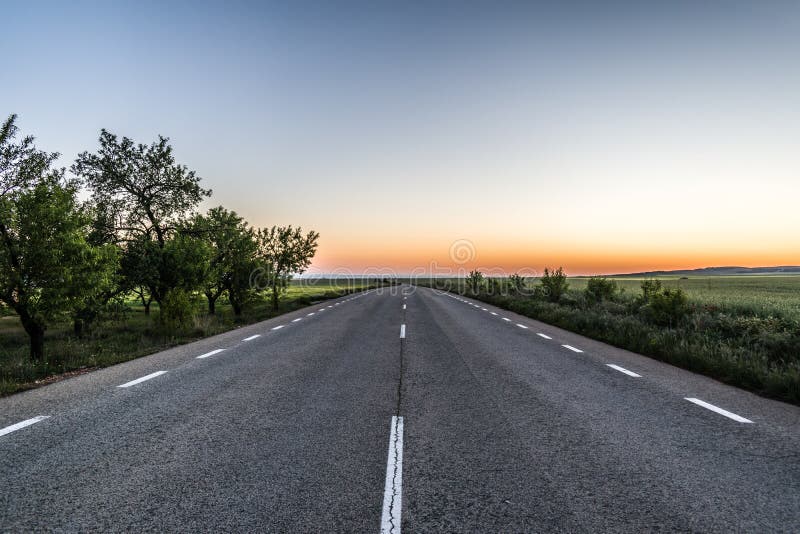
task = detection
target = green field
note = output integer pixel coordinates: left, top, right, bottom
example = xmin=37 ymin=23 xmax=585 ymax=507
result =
xmin=0 ymin=282 xmax=378 ymax=396
xmin=568 ymin=275 xmax=800 ymax=320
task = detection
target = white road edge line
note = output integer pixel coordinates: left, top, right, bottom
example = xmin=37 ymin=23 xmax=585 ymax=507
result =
xmin=516 ymin=323 xmax=528 ymax=329
xmin=606 ymin=364 xmax=641 ymax=377
xmin=0 ymin=416 xmax=50 ymax=437
xmin=380 ymin=415 xmax=404 ymax=534
xmin=197 ymin=349 xmax=225 ymax=359
xmin=243 ymin=334 xmax=261 ymax=341
xmin=400 ymin=324 xmax=406 ymax=339
xmin=562 ymin=344 xmax=583 ymax=353
xmin=117 ymin=371 xmax=168 ymax=388
xmin=685 ymin=398 xmax=753 ymax=423
xmin=537 ymin=333 xmax=552 ymax=339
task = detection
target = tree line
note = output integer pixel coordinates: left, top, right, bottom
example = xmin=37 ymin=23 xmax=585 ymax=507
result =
xmin=0 ymin=114 xmax=318 ymax=360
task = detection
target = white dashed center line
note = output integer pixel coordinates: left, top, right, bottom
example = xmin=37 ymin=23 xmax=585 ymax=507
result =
xmin=0 ymin=416 xmax=50 ymax=437
xmin=685 ymin=398 xmax=753 ymax=423
xmin=380 ymin=416 xmax=404 ymax=534
xmin=490 ymin=312 xmax=498 ymax=316
xmin=196 ymin=349 xmax=225 ymax=359
xmin=537 ymin=333 xmax=552 ymax=339
xmin=402 ymin=304 xmax=406 ymax=310
xmin=117 ymin=371 xmax=168 ymax=388
xmin=243 ymin=334 xmax=261 ymax=341
xmin=516 ymin=323 xmax=528 ymax=329
xmin=400 ymin=324 xmax=406 ymax=339
xmin=307 ymin=312 xmax=315 ymax=316
xmin=606 ymin=364 xmax=641 ymax=377
xmin=502 ymin=317 xmax=511 ymax=322
xmin=562 ymin=344 xmax=583 ymax=353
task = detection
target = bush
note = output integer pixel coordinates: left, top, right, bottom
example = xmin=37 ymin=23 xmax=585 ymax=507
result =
xmin=466 ymin=270 xmax=484 ymax=294
xmin=159 ymin=289 xmax=195 ymax=331
xmin=540 ymin=267 xmax=569 ymax=303
xmin=643 ymin=287 xmax=689 ymax=327
xmin=585 ymin=277 xmax=618 ymax=303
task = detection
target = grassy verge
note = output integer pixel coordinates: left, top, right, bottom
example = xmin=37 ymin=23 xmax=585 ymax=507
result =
xmin=0 ymin=283 xmax=381 ymax=397
xmin=420 ymin=277 xmax=800 ymax=405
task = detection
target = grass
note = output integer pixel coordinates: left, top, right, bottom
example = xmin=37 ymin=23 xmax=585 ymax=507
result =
xmin=420 ymin=275 xmax=800 ymax=405
xmin=0 ymin=282 xmax=380 ymax=397
xmin=568 ymin=275 xmax=800 ymax=321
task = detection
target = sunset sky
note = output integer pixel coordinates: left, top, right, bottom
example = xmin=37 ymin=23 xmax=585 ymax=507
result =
xmin=3 ymin=1 xmax=799 ymax=275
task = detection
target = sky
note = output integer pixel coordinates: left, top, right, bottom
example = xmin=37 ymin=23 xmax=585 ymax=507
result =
xmin=3 ymin=1 xmax=799 ymax=275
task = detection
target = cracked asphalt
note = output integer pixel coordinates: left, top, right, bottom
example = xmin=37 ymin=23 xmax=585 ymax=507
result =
xmin=1 ymin=286 xmax=799 ymax=532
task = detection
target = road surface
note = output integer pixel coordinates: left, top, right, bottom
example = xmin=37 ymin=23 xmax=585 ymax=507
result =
xmin=1 ymin=286 xmax=798 ymax=532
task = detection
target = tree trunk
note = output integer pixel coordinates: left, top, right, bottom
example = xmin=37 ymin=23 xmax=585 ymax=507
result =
xmin=230 ymin=298 xmax=242 ymax=317
xmin=271 ymin=282 xmax=279 ymax=310
xmin=207 ymin=294 xmax=217 ymax=315
xmin=18 ymin=311 xmax=45 ymax=361
xmin=143 ymin=301 xmax=151 ymax=316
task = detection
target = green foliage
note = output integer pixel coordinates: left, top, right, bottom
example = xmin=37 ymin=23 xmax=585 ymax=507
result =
xmin=466 ymin=270 xmax=484 ymax=294
xmin=190 ymin=207 xmax=259 ymax=316
xmin=540 ymin=267 xmax=569 ymax=302
xmin=256 ymin=226 xmax=320 ymax=309
xmin=640 ymin=279 xmax=662 ymax=302
xmin=0 ymin=115 xmax=114 ymax=359
xmin=158 ymin=289 xmax=195 ymax=331
xmin=644 ymin=288 xmax=689 ymax=327
xmin=585 ymin=277 xmax=618 ymax=303
xmin=508 ymin=273 xmax=527 ymax=292
xmin=73 ymin=129 xmax=210 ymax=305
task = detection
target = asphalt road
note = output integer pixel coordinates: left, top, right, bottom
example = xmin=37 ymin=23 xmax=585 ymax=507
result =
xmin=1 ymin=286 xmax=798 ymax=532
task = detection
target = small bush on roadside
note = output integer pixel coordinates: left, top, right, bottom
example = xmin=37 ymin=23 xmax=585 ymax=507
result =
xmin=641 ymin=287 xmax=689 ymax=327
xmin=540 ymin=267 xmax=569 ymax=303
xmin=466 ymin=270 xmax=484 ymax=294
xmin=159 ymin=289 xmax=195 ymax=332
xmin=585 ymin=277 xmax=618 ymax=303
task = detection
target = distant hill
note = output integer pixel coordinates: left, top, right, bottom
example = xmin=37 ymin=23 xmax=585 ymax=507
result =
xmin=613 ymin=266 xmax=800 ymax=277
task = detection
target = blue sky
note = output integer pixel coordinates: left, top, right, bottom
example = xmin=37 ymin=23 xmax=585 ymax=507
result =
xmin=3 ymin=1 xmax=799 ymax=273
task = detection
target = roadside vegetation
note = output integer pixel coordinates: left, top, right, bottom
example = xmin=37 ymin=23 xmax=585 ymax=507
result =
xmin=423 ymin=273 xmax=800 ymax=405
xmin=0 ymin=113 xmax=372 ymax=395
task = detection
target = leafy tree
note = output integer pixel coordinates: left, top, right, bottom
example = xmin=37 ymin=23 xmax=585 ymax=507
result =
xmin=540 ymin=267 xmax=569 ymax=302
xmin=72 ymin=130 xmax=211 ymax=305
xmin=255 ymin=226 xmax=319 ymax=310
xmin=0 ymin=115 xmax=115 ymax=359
xmin=190 ymin=207 xmax=258 ymax=316
xmin=466 ymin=270 xmax=484 ymax=294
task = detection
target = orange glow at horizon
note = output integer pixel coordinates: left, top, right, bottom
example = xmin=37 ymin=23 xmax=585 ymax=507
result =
xmin=306 ymin=234 xmax=800 ymax=276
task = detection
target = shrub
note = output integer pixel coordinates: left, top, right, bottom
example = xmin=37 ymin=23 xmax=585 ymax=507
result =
xmin=159 ymin=289 xmax=195 ymax=331
xmin=540 ymin=267 xmax=569 ymax=303
xmin=644 ymin=288 xmax=689 ymax=327
xmin=509 ymin=273 xmax=526 ymax=293
xmin=466 ymin=270 xmax=484 ymax=294
xmin=585 ymin=277 xmax=618 ymax=303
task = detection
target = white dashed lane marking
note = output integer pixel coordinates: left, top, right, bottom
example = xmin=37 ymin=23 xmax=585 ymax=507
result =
xmin=0 ymin=416 xmax=50 ymax=438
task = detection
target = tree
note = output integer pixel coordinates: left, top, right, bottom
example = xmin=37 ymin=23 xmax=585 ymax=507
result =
xmin=255 ymin=226 xmax=319 ymax=310
xmin=0 ymin=115 xmax=114 ymax=359
xmin=72 ymin=130 xmax=211 ymax=306
xmin=540 ymin=267 xmax=569 ymax=303
xmin=190 ymin=207 xmax=258 ymax=316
